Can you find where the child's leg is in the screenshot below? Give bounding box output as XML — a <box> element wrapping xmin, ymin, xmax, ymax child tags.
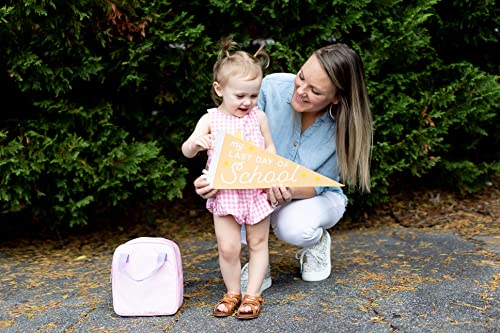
<box><xmin>213</xmin><ymin>215</ymin><xmax>242</xmax><ymax>312</ymax></box>
<box><xmin>244</xmin><ymin>216</ymin><xmax>271</xmax><ymax>297</ymax></box>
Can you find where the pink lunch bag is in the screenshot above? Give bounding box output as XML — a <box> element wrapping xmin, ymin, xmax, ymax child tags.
<box><xmin>111</xmin><ymin>237</ymin><xmax>183</xmax><ymax>316</ymax></box>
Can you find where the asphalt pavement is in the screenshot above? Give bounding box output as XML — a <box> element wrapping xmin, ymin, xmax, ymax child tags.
<box><xmin>0</xmin><ymin>226</ymin><xmax>499</xmax><ymax>333</ymax></box>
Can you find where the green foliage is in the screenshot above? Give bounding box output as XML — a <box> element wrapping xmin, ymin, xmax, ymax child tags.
<box><xmin>428</xmin><ymin>0</ymin><xmax>499</xmax><ymax>73</ymax></box>
<box><xmin>1</xmin><ymin>1</ymin><xmax>188</xmax><ymax>226</ymax></box>
<box><xmin>0</xmin><ymin>101</ymin><xmax>186</xmax><ymax>226</ymax></box>
<box><xmin>1</xmin><ymin>0</ymin><xmax>498</xmax><ymax>226</ymax></box>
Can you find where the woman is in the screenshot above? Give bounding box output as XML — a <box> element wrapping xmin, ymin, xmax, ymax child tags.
<box><xmin>195</xmin><ymin>43</ymin><xmax>373</xmax><ymax>289</ymax></box>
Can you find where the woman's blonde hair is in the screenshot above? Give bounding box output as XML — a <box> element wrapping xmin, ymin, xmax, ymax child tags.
<box><xmin>211</xmin><ymin>38</ymin><xmax>269</xmax><ymax>106</ymax></box>
<box><xmin>314</xmin><ymin>44</ymin><xmax>373</xmax><ymax>193</ymax></box>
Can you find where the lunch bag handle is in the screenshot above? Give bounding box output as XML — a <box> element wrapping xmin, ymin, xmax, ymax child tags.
<box><xmin>118</xmin><ymin>253</ymin><xmax>168</xmax><ymax>282</ymax></box>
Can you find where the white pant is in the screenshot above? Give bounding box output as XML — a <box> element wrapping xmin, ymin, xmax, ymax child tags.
<box><xmin>242</xmin><ymin>191</ymin><xmax>346</xmax><ymax>248</ymax></box>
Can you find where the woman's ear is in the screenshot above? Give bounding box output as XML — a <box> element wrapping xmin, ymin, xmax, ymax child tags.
<box><xmin>332</xmin><ymin>95</ymin><xmax>340</xmax><ymax>105</ymax></box>
<box><xmin>213</xmin><ymin>81</ymin><xmax>223</xmax><ymax>97</ymax></box>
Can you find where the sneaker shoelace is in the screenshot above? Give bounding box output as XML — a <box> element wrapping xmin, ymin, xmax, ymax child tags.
<box><xmin>295</xmin><ymin>248</ymin><xmax>327</xmax><ymax>273</ymax></box>
<box><xmin>241</xmin><ymin>264</ymin><xmax>271</xmax><ymax>289</ymax></box>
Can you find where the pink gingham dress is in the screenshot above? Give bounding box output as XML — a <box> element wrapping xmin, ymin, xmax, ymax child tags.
<box><xmin>206</xmin><ymin>107</ymin><xmax>274</xmax><ymax>225</ymax></box>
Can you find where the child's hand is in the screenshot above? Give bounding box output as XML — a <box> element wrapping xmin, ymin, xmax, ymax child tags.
<box><xmin>192</xmin><ymin>134</ymin><xmax>213</xmax><ymax>153</ymax></box>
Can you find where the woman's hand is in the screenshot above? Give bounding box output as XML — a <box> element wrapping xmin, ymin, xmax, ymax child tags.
<box><xmin>194</xmin><ymin>171</ymin><xmax>218</xmax><ymax>199</ymax></box>
<box><xmin>268</xmin><ymin>185</ymin><xmax>293</xmax><ymax>207</ymax></box>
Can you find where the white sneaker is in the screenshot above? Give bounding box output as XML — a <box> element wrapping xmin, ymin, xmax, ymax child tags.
<box><xmin>296</xmin><ymin>230</ymin><xmax>332</xmax><ymax>282</ymax></box>
<box><xmin>240</xmin><ymin>263</ymin><xmax>272</xmax><ymax>296</ymax></box>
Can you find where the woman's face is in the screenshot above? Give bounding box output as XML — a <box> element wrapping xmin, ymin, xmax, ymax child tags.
<box><xmin>291</xmin><ymin>54</ymin><xmax>338</xmax><ymax>114</ymax></box>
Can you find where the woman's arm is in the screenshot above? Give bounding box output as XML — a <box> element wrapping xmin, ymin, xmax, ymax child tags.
<box><xmin>268</xmin><ymin>185</ymin><xmax>316</xmax><ymax>206</ymax></box>
<box><xmin>257</xmin><ymin>109</ymin><xmax>276</xmax><ymax>154</ymax></box>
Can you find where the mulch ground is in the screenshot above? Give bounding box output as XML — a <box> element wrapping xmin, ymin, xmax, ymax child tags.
<box><xmin>353</xmin><ymin>177</ymin><xmax>500</xmax><ymax>239</ymax></box>
<box><xmin>1</xmin><ymin>175</ymin><xmax>498</xmax><ymax>248</ymax></box>
<box><xmin>0</xmin><ymin>177</ymin><xmax>498</xmax><ymax>331</ymax></box>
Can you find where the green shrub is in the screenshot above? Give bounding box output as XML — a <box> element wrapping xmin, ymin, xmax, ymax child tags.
<box><xmin>0</xmin><ymin>100</ymin><xmax>186</xmax><ymax>226</ymax></box>
<box><xmin>1</xmin><ymin>0</ymin><xmax>498</xmax><ymax>226</ymax></box>
<box><xmin>0</xmin><ymin>1</ymin><xmax>189</xmax><ymax>226</ymax></box>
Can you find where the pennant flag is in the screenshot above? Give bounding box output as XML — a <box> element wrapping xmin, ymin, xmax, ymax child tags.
<box><xmin>206</xmin><ymin>132</ymin><xmax>343</xmax><ymax>189</ymax></box>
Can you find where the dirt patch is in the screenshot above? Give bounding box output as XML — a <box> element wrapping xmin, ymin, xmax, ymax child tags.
<box><xmin>0</xmin><ymin>177</ymin><xmax>497</xmax><ymax>331</ymax></box>
<box><xmin>1</xmin><ymin>176</ymin><xmax>498</xmax><ymax>249</ymax></box>
<box><xmin>352</xmin><ymin>176</ymin><xmax>499</xmax><ymax>239</ymax></box>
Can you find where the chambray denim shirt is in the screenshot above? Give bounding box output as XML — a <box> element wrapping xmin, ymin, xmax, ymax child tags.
<box><xmin>257</xmin><ymin>73</ymin><xmax>346</xmax><ymax>202</ymax></box>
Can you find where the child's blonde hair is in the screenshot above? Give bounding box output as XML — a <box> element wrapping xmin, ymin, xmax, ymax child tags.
<box><xmin>211</xmin><ymin>38</ymin><xmax>269</xmax><ymax>106</ymax></box>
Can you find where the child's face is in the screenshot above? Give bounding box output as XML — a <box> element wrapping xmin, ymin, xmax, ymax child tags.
<box><xmin>214</xmin><ymin>74</ymin><xmax>262</xmax><ymax>118</ymax></box>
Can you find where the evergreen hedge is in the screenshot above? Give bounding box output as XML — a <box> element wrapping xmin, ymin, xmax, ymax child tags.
<box><xmin>1</xmin><ymin>0</ymin><xmax>498</xmax><ymax>226</ymax></box>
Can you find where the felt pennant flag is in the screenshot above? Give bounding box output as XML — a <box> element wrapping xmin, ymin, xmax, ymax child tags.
<box><xmin>206</xmin><ymin>132</ymin><xmax>343</xmax><ymax>189</ymax></box>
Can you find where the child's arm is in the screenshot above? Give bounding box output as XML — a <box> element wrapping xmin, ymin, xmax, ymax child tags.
<box><xmin>257</xmin><ymin>110</ymin><xmax>276</xmax><ymax>155</ymax></box>
<box><xmin>181</xmin><ymin>114</ymin><xmax>212</xmax><ymax>158</ymax></box>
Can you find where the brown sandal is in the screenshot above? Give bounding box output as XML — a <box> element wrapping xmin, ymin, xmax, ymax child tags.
<box><xmin>213</xmin><ymin>293</ymin><xmax>242</xmax><ymax>317</ymax></box>
<box><xmin>235</xmin><ymin>294</ymin><xmax>264</xmax><ymax>319</ymax></box>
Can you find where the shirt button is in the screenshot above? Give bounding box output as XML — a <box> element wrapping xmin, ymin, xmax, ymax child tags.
<box><xmin>293</xmin><ymin>142</ymin><xmax>298</xmax><ymax>147</ymax></box>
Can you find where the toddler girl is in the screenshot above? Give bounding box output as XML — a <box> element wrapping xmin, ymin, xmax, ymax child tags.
<box><xmin>181</xmin><ymin>39</ymin><xmax>275</xmax><ymax>319</ymax></box>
